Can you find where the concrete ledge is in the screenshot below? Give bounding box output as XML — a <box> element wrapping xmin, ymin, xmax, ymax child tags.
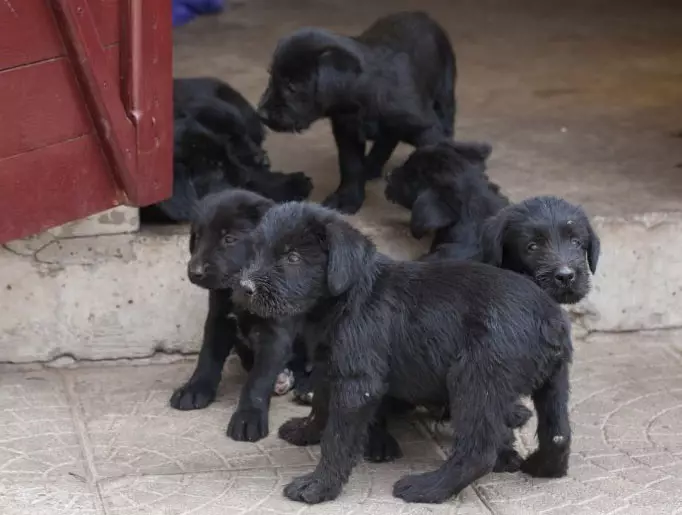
<box><xmin>1</xmin><ymin>212</ymin><xmax>680</xmax><ymax>363</ymax></box>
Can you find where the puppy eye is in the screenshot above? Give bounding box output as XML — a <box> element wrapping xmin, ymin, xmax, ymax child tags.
<box><xmin>287</xmin><ymin>252</ymin><xmax>302</xmax><ymax>264</ymax></box>
<box><xmin>571</xmin><ymin>238</ymin><xmax>581</xmax><ymax>247</ymax></box>
<box><xmin>527</xmin><ymin>242</ymin><xmax>538</xmax><ymax>252</ymax></box>
<box><xmin>222</xmin><ymin>234</ymin><xmax>237</xmax><ymax>245</ymax></box>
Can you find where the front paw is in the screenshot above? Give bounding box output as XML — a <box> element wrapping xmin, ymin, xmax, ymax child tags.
<box><xmin>520</xmin><ymin>448</ymin><xmax>569</xmax><ymax>478</ymax></box>
<box><xmin>284</xmin><ymin>472</ymin><xmax>341</xmax><ymax>504</ymax></box>
<box><xmin>227</xmin><ymin>408</ymin><xmax>269</xmax><ymax>442</ymax></box>
<box><xmin>169</xmin><ymin>380</ymin><xmax>216</xmax><ymax>410</ymax></box>
<box><xmin>392</xmin><ymin>470</ymin><xmax>455</xmax><ymax>504</ymax></box>
<box><xmin>364</xmin><ymin>429</ymin><xmax>403</xmax><ymax>463</ymax></box>
<box><xmin>278</xmin><ymin>416</ymin><xmax>321</xmax><ymax>446</ymax></box>
<box><xmin>322</xmin><ymin>187</ymin><xmax>365</xmax><ymax>214</ymax></box>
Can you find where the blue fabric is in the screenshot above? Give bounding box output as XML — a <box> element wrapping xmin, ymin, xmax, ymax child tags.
<box><xmin>173</xmin><ymin>0</ymin><xmax>225</xmax><ymax>27</ymax></box>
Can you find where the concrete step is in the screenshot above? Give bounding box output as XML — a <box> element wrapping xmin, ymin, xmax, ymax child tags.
<box><xmin>1</xmin><ymin>204</ymin><xmax>680</xmax><ymax>363</ymax></box>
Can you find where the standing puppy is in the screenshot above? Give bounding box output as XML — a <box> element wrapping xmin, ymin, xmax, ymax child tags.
<box><xmin>170</xmin><ymin>189</ymin><xmax>310</xmax><ymax>442</ymax></box>
<box><xmin>258</xmin><ymin>11</ymin><xmax>456</xmax><ymax>214</ymax></box>
<box><xmin>232</xmin><ymin>202</ymin><xmax>573</xmax><ymax>504</ymax></box>
<box><xmin>385</xmin><ymin>140</ymin><xmax>508</xmax><ymax>260</ymax></box>
<box><xmin>480</xmin><ymin>196</ymin><xmax>601</xmax><ymax>305</ymax></box>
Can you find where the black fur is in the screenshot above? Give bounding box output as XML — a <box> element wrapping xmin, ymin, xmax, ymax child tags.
<box><xmin>258</xmin><ymin>12</ymin><xmax>456</xmax><ymax>214</ymax></box>
<box><xmin>481</xmin><ymin>196</ymin><xmax>601</xmax><ymax>305</ymax></box>
<box><xmin>231</xmin><ymin>201</ymin><xmax>573</xmax><ymax>504</ymax></box>
<box><xmin>169</xmin><ymin>189</ymin><xmax>310</xmax><ymax>442</ymax></box>
<box><xmin>141</xmin><ymin>78</ymin><xmax>313</xmax><ymax>224</ymax></box>
<box><xmin>385</xmin><ymin>140</ymin><xmax>508</xmax><ymax>261</ymax></box>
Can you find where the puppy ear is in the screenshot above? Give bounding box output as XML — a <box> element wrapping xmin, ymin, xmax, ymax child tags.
<box><xmin>585</xmin><ymin>218</ymin><xmax>601</xmax><ymax>274</ymax></box>
<box><xmin>480</xmin><ymin>210</ymin><xmax>509</xmax><ymax>266</ymax></box>
<box><xmin>325</xmin><ymin>220</ymin><xmax>375</xmax><ymax>296</ymax></box>
<box><xmin>318</xmin><ymin>46</ymin><xmax>362</xmax><ymax>75</ymax></box>
<box><xmin>410</xmin><ymin>189</ymin><xmax>455</xmax><ymax>240</ymax></box>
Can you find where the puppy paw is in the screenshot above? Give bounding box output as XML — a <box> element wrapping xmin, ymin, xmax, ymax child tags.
<box><xmin>169</xmin><ymin>380</ymin><xmax>216</xmax><ymax>410</ymax></box>
<box><xmin>278</xmin><ymin>416</ymin><xmax>321</xmax><ymax>446</ymax></box>
<box><xmin>493</xmin><ymin>447</ymin><xmax>523</xmax><ymax>473</ymax></box>
<box><xmin>364</xmin><ymin>429</ymin><xmax>403</xmax><ymax>463</ymax></box>
<box><xmin>227</xmin><ymin>408</ymin><xmax>269</xmax><ymax>442</ymax></box>
<box><xmin>392</xmin><ymin>470</ymin><xmax>454</xmax><ymax>504</ymax></box>
<box><xmin>520</xmin><ymin>449</ymin><xmax>569</xmax><ymax>478</ymax></box>
<box><xmin>273</xmin><ymin>368</ymin><xmax>295</xmax><ymax>396</ymax></box>
<box><xmin>284</xmin><ymin>472</ymin><xmax>341</xmax><ymax>504</ymax></box>
<box><xmin>322</xmin><ymin>188</ymin><xmax>365</xmax><ymax>214</ymax></box>
<box><xmin>292</xmin><ymin>388</ymin><xmax>314</xmax><ymax>405</ymax></box>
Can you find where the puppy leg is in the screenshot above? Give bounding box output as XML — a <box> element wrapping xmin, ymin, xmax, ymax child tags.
<box><xmin>364</xmin><ymin>137</ymin><xmax>399</xmax><ymax>180</ymax></box>
<box><xmin>284</xmin><ymin>376</ymin><xmax>384</xmax><ymax>504</ymax></box>
<box><xmin>393</xmin><ymin>364</ymin><xmax>503</xmax><ymax>504</ymax></box>
<box><xmin>322</xmin><ymin>119</ymin><xmax>367</xmax><ymax>214</ymax></box>
<box><xmin>227</xmin><ymin>325</ymin><xmax>294</xmax><ymax>442</ymax></box>
<box><xmin>493</xmin><ymin>400</ymin><xmax>532</xmax><ymax>473</ymax></box>
<box><xmin>521</xmin><ymin>361</ymin><xmax>571</xmax><ymax>478</ymax></box>
<box><xmin>279</xmin><ymin>362</ymin><xmax>330</xmax><ymax>446</ymax></box>
<box><xmin>364</xmin><ymin>399</ymin><xmax>403</xmax><ymax>463</ymax></box>
<box><xmin>170</xmin><ymin>291</ymin><xmax>236</xmax><ymax>410</ymax></box>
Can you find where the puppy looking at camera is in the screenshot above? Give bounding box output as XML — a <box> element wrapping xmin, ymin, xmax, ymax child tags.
<box><xmin>481</xmin><ymin>195</ymin><xmax>600</xmax><ymax>305</ymax></box>
<box><xmin>231</xmin><ymin>201</ymin><xmax>573</xmax><ymax>504</ymax></box>
<box><xmin>169</xmin><ymin>189</ymin><xmax>310</xmax><ymax>442</ymax></box>
<box><xmin>385</xmin><ymin>140</ymin><xmax>508</xmax><ymax>261</ymax></box>
<box><xmin>258</xmin><ymin>11</ymin><xmax>456</xmax><ymax>214</ymax></box>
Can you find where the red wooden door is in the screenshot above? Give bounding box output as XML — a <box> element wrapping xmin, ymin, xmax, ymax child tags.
<box><xmin>0</xmin><ymin>0</ymin><xmax>172</xmax><ymax>244</ymax></box>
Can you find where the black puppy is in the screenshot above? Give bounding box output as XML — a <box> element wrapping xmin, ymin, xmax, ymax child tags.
<box><xmin>169</xmin><ymin>189</ymin><xmax>310</xmax><ymax>442</ymax></box>
<box><xmin>258</xmin><ymin>11</ymin><xmax>456</xmax><ymax>214</ymax></box>
<box><xmin>481</xmin><ymin>196</ymin><xmax>600</xmax><ymax>305</ymax></box>
<box><xmin>385</xmin><ymin>140</ymin><xmax>509</xmax><ymax>261</ymax></box>
<box><xmin>231</xmin><ymin>202</ymin><xmax>573</xmax><ymax>504</ymax></box>
<box><xmin>141</xmin><ymin>78</ymin><xmax>313</xmax><ymax>223</ymax></box>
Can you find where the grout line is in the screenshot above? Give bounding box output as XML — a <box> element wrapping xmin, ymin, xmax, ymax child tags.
<box><xmin>59</xmin><ymin>369</ymin><xmax>109</xmax><ymax>515</ymax></box>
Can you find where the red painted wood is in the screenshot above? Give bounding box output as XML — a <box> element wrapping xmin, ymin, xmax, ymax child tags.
<box><xmin>90</xmin><ymin>0</ymin><xmax>121</xmax><ymax>47</ymax></box>
<box><xmin>52</xmin><ymin>0</ymin><xmax>138</xmax><ymax>202</ymax></box>
<box><xmin>0</xmin><ymin>59</ymin><xmax>91</xmax><ymax>160</ymax></box>
<box><xmin>121</xmin><ymin>0</ymin><xmax>173</xmax><ymax>206</ymax></box>
<box><xmin>0</xmin><ymin>136</ymin><xmax>122</xmax><ymax>243</ymax></box>
<box><xmin>0</xmin><ymin>0</ymin><xmax>64</xmax><ymax>71</ymax></box>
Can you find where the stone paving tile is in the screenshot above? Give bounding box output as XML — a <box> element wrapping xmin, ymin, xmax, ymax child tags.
<box><xmin>0</xmin><ymin>477</ymin><xmax>101</xmax><ymax>515</ymax></box>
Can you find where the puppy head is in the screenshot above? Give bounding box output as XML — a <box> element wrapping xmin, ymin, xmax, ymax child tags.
<box><xmin>232</xmin><ymin>202</ymin><xmax>376</xmax><ymax>318</ymax></box>
<box><xmin>258</xmin><ymin>28</ymin><xmax>362</xmax><ymax>133</ymax></box>
<box><xmin>384</xmin><ymin>141</ymin><xmax>496</xmax><ymax>239</ymax></box>
<box><xmin>480</xmin><ymin>196</ymin><xmax>601</xmax><ymax>304</ymax></box>
<box><xmin>187</xmin><ymin>189</ymin><xmax>274</xmax><ymax>290</ymax></box>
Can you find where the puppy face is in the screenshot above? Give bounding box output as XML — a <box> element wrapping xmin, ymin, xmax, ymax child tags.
<box><xmin>258</xmin><ymin>30</ymin><xmax>362</xmax><ymax>133</ymax></box>
<box><xmin>481</xmin><ymin>196</ymin><xmax>601</xmax><ymax>304</ymax></box>
<box><xmin>231</xmin><ymin>202</ymin><xmax>375</xmax><ymax>318</ymax></box>
<box><xmin>187</xmin><ymin>189</ymin><xmax>274</xmax><ymax>290</ymax></box>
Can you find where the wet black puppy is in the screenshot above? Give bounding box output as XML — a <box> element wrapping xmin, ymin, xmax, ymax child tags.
<box><xmin>232</xmin><ymin>201</ymin><xmax>573</xmax><ymax>504</ymax></box>
<box><xmin>385</xmin><ymin>140</ymin><xmax>509</xmax><ymax>261</ymax></box>
<box><xmin>258</xmin><ymin>11</ymin><xmax>456</xmax><ymax>214</ymax></box>
<box><xmin>141</xmin><ymin>78</ymin><xmax>313</xmax><ymax>223</ymax></box>
<box><xmin>169</xmin><ymin>189</ymin><xmax>310</xmax><ymax>442</ymax></box>
<box><xmin>480</xmin><ymin>196</ymin><xmax>600</xmax><ymax>305</ymax></box>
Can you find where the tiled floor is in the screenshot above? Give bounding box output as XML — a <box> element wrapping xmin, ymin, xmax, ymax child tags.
<box><xmin>2</xmin><ymin>331</ymin><xmax>682</xmax><ymax>514</ymax></box>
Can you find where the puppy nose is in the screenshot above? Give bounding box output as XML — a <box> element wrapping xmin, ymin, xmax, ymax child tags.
<box><xmin>239</xmin><ymin>278</ymin><xmax>256</xmax><ymax>296</ymax></box>
<box><xmin>188</xmin><ymin>262</ymin><xmax>207</xmax><ymax>279</ymax></box>
<box><xmin>554</xmin><ymin>267</ymin><xmax>576</xmax><ymax>286</ymax></box>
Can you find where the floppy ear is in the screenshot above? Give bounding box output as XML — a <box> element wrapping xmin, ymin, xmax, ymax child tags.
<box><xmin>480</xmin><ymin>210</ymin><xmax>509</xmax><ymax>266</ymax></box>
<box><xmin>410</xmin><ymin>189</ymin><xmax>455</xmax><ymax>240</ymax></box>
<box><xmin>246</xmin><ymin>198</ymin><xmax>275</xmax><ymax>222</ymax></box>
<box><xmin>325</xmin><ymin>220</ymin><xmax>375</xmax><ymax>296</ymax></box>
<box><xmin>585</xmin><ymin>219</ymin><xmax>601</xmax><ymax>274</ymax></box>
<box><xmin>318</xmin><ymin>46</ymin><xmax>362</xmax><ymax>75</ymax></box>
